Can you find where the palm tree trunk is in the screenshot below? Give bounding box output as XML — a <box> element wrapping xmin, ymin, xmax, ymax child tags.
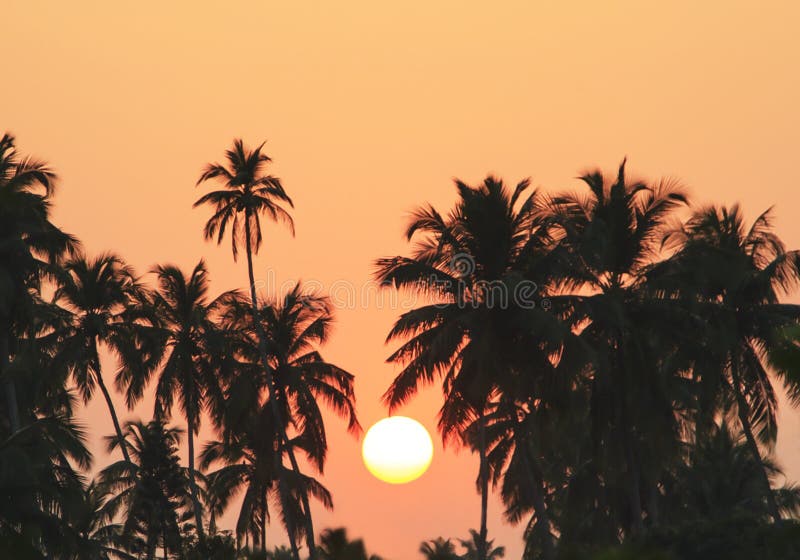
<box><xmin>187</xmin><ymin>411</ymin><xmax>205</xmax><ymax>541</ymax></box>
<box><xmin>614</xmin><ymin>338</ymin><xmax>644</xmax><ymax>535</ymax></box>
<box><xmin>283</xmin><ymin>420</ymin><xmax>319</xmax><ymax>559</ymax></box>
<box><xmin>0</xmin><ymin>327</ymin><xmax>20</xmax><ymax>433</ymax></box>
<box><xmin>280</xmin><ymin>476</ymin><xmax>303</xmax><ymax>560</ymax></box>
<box><xmin>730</xmin><ymin>357</ymin><xmax>782</xmax><ymax>523</ymax></box>
<box><xmin>243</xmin><ymin>216</ymin><xmax>303</xmax><ymax>560</ymax></box>
<box><xmin>621</xmin><ymin>422</ymin><xmax>644</xmax><ymax>534</ymax></box>
<box><xmin>94</xmin><ymin>364</ymin><xmax>132</xmax><ymax>465</ymax></box>
<box><xmin>261</xmin><ymin>493</ymin><xmax>267</xmax><ymax>552</ymax></box>
<box><xmin>477</xmin><ymin>408</ymin><xmax>489</xmax><ymax>560</ymax></box>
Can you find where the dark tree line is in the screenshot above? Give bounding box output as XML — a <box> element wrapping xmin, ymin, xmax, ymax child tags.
<box><xmin>3</xmin><ymin>131</ymin><xmax>800</xmax><ymax>560</ymax></box>
<box><xmin>377</xmin><ymin>167</ymin><xmax>800</xmax><ymax>559</ymax></box>
<box><xmin>0</xmin><ymin>134</ymin><xmax>358</xmax><ymax>559</ymax></box>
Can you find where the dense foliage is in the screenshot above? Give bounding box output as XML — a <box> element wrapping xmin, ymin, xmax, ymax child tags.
<box><xmin>377</xmin><ymin>167</ymin><xmax>800</xmax><ymax>559</ymax></box>
<box><xmin>2</xmin><ymin>132</ymin><xmax>800</xmax><ymax>559</ymax></box>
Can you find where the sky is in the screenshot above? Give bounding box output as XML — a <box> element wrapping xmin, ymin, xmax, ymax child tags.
<box><xmin>3</xmin><ymin>1</ymin><xmax>800</xmax><ymax>558</ymax></box>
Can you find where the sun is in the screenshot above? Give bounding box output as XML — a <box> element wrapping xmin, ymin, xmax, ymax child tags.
<box><xmin>362</xmin><ymin>416</ymin><xmax>434</xmax><ymax>484</ymax></box>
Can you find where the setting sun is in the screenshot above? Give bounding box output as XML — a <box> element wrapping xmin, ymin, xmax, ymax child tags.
<box><xmin>362</xmin><ymin>416</ymin><xmax>434</xmax><ymax>484</ymax></box>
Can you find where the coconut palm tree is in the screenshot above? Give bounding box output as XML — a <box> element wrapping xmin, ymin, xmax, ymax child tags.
<box><xmin>0</xmin><ymin>414</ymin><xmax>92</xmax><ymax>558</ymax></box>
<box><xmin>375</xmin><ymin>176</ymin><xmax>565</xmax><ymax>560</ymax></box>
<box><xmin>0</xmin><ymin>132</ymin><xmax>78</xmax><ymax>433</ymax></box>
<box><xmin>120</xmin><ymin>260</ymin><xmax>237</xmax><ymax>541</ymax></box>
<box><xmin>478</xmin><ymin>398</ymin><xmax>565</xmax><ymax>559</ymax></box>
<box><xmin>63</xmin><ymin>481</ymin><xmax>137</xmax><ymax>560</ymax></box>
<box><xmin>99</xmin><ymin>420</ymin><xmax>192</xmax><ymax>560</ymax></box>
<box><xmin>665</xmin><ymin>422</ymin><xmax>800</xmax><ymax>522</ymax></box>
<box><xmin>221</xmin><ymin>283</ymin><xmax>360</xmax><ymax>540</ymax></box>
<box><xmin>420</xmin><ymin>537</ymin><xmax>460</xmax><ymax>560</ymax></box>
<box><xmin>459</xmin><ymin>529</ymin><xmax>505</xmax><ymax>560</ymax></box>
<box><xmin>200</xmin><ymin>404</ymin><xmax>332</xmax><ymax>556</ymax></box>
<box><xmin>543</xmin><ymin>160</ymin><xmax>689</xmax><ymax>535</ymax></box>
<box><xmin>51</xmin><ymin>253</ymin><xmax>148</xmax><ymax>465</ymax></box>
<box><xmin>193</xmin><ymin>139</ymin><xmax>307</xmax><ymax>557</ymax></box>
<box><xmin>318</xmin><ymin>527</ymin><xmax>382</xmax><ymax>560</ymax></box>
<box><xmin>657</xmin><ymin>205</ymin><xmax>800</xmax><ymax>522</ymax></box>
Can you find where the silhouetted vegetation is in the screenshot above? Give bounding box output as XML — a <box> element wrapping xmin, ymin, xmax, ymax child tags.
<box><xmin>377</xmin><ymin>166</ymin><xmax>800</xmax><ymax>559</ymax></box>
<box><xmin>2</xmin><ymin>132</ymin><xmax>800</xmax><ymax>559</ymax></box>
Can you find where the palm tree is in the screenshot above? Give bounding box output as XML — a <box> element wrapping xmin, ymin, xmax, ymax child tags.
<box><xmin>318</xmin><ymin>527</ymin><xmax>382</xmax><ymax>560</ymax></box>
<box><xmin>420</xmin><ymin>537</ymin><xmax>460</xmax><ymax>560</ymax></box>
<box><xmin>0</xmin><ymin>132</ymin><xmax>78</xmax><ymax>433</ymax></box>
<box><xmin>657</xmin><ymin>205</ymin><xmax>800</xmax><ymax>522</ymax></box>
<box><xmin>200</xmin><ymin>404</ymin><xmax>332</xmax><ymax>556</ymax></box>
<box><xmin>0</xmin><ymin>414</ymin><xmax>92</xmax><ymax>558</ymax></box>
<box><xmin>64</xmin><ymin>482</ymin><xmax>137</xmax><ymax>560</ymax></box>
<box><xmin>193</xmin><ymin>139</ymin><xmax>306</xmax><ymax>557</ymax></box>
<box><xmin>100</xmin><ymin>420</ymin><xmax>192</xmax><ymax>560</ymax></box>
<box><xmin>375</xmin><ymin>176</ymin><xmax>562</xmax><ymax>560</ymax></box>
<box><xmin>121</xmin><ymin>260</ymin><xmax>236</xmax><ymax>540</ymax></box>
<box><xmin>52</xmin><ymin>253</ymin><xmax>147</xmax><ymax>465</ymax></box>
<box><xmin>665</xmin><ymin>422</ymin><xmax>800</xmax><ymax>522</ymax></box>
<box><xmin>543</xmin><ymin>160</ymin><xmax>688</xmax><ymax>535</ymax></box>
<box><xmin>222</xmin><ymin>283</ymin><xmax>360</xmax><ymax>541</ymax></box>
<box><xmin>478</xmin><ymin>397</ymin><xmax>569</xmax><ymax>559</ymax></box>
<box><xmin>459</xmin><ymin>529</ymin><xmax>505</xmax><ymax>560</ymax></box>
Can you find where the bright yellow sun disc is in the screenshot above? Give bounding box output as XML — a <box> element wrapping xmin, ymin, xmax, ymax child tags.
<box><xmin>362</xmin><ymin>416</ymin><xmax>434</xmax><ymax>484</ymax></box>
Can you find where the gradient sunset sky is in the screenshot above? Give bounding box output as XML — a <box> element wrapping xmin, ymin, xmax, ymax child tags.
<box><xmin>3</xmin><ymin>2</ymin><xmax>800</xmax><ymax>558</ymax></box>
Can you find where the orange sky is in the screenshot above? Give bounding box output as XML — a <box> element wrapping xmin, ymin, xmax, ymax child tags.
<box><xmin>3</xmin><ymin>2</ymin><xmax>800</xmax><ymax>558</ymax></box>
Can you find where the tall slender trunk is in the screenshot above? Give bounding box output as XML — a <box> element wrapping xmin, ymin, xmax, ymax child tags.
<box><xmin>282</xmin><ymin>407</ymin><xmax>318</xmax><ymax>559</ymax></box>
<box><xmin>621</xmin><ymin>422</ymin><xmax>644</xmax><ymax>535</ymax></box>
<box><xmin>614</xmin><ymin>336</ymin><xmax>644</xmax><ymax>535</ymax></box>
<box><xmin>94</xmin><ymin>361</ymin><xmax>131</xmax><ymax>464</ymax></box>
<box><xmin>243</xmin><ymin>217</ymin><xmax>303</xmax><ymax>559</ymax></box>
<box><xmin>261</xmin><ymin>493</ymin><xmax>267</xmax><ymax>552</ymax></box>
<box><xmin>281</xmin><ymin>472</ymin><xmax>303</xmax><ymax>560</ymax></box>
<box><xmin>523</xmin><ymin>437</ymin><xmax>555</xmax><ymax>560</ymax></box>
<box><xmin>1</xmin><ymin>325</ymin><xmax>20</xmax><ymax>433</ymax></box>
<box><xmin>477</xmin><ymin>408</ymin><xmax>489</xmax><ymax>560</ymax></box>
<box><xmin>187</xmin><ymin>411</ymin><xmax>205</xmax><ymax>541</ymax></box>
<box><xmin>731</xmin><ymin>357</ymin><xmax>782</xmax><ymax>523</ymax></box>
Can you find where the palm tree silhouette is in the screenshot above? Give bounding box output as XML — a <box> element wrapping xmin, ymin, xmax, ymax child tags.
<box><xmin>376</xmin><ymin>176</ymin><xmax>546</xmax><ymax>560</ymax></box>
<box><xmin>52</xmin><ymin>253</ymin><xmax>146</xmax><ymax>465</ymax></box>
<box><xmin>0</xmin><ymin>132</ymin><xmax>77</xmax><ymax>433</ymax></box>
<box><xmin>193</xmin><ymin>139</ymin><xmax>309</xmax><ymax>558</ymax></box>
<box><xmin>666</xmin><ymin>422</ymin><xmax>800</xmax><ymax>521</ymax></box>
<box><xmin>420</xmin><ymin>537</ymin><xmax>460</xmax><ymax>560</ymax></box>
<box><xmin>124</xmin><ymin>260</ymin><xmax>238</xmax><ymax>541</ymax></box>
<box><xmin>65</xmin><ymin>481</ymin><xmax>135</xmax><ymax>560</ymax></box>
<box><xmin>543</xmin><ymin>160</ymin><xmax>688</xmax><ymax>534</ymax></box>
<box><xmin>0</xmin><ymin>415</ymin><xmax>91</xmax><ymax>557</ymax></box>
<box><xmin>208</xmin><ymin>283</ymin><xmax>357</xmax><ymax>554</ymax></box>
<box><xmin>100</xmin><ymin>419</ymin><xmax>192</xmax><ymax>560</ymax></box>
<box><xmin>658</xmin><ymin>204</ymin><xmax>800</xmax><ymax>522</ymax></box>
<box><xmin>318</xmin><ymin>527</ymin><xmax>382</xmax><ymax>560</ymax></box>
<box><xmin>459</xmin><ymin>529</ymin><xmax>505</xmax><ymax>560</ymax></box>
<box><xmin>228</xmin><ymin>284</ymin><xmax>361</xmax><ymax>477</ymax></box>
<box><xmin>201</xmin><ymin>403</ymin><xmax>332</xmax><ymax>555</ymax></box>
